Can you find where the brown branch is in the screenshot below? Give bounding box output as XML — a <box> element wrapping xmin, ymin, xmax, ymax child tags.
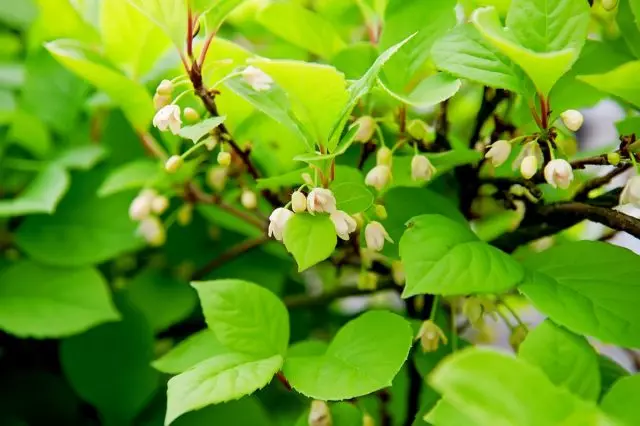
<box><xmin>137</xmin><ymin>131</ymin><xmax>167</xmax><ymax>160</ymax></box>
<box><xmin>284</xmin><ymin>280</ymin><xmax>398</xmax><ymax>309</ymax></box>
<box><xmin>577</xmin><ymin>164</ymin><xmax>631</xmax><ymax>198</ymax></box>
<box><xmin>192</xmin><ymin>235</ymin><xmax>269</xmax><ymax>279</ymax></box>
<box><xmin>570</xmin><ymin>154</ymin><xmax>610</xmax><ymax>169</ymax></box>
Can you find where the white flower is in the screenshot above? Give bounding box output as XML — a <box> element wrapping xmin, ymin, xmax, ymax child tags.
<box><xmin>129</xmin><ymin>189</ymin><xmax>157</xmax><ymax>221</ymax></box>
<box><xmin>153</xmin><ymin>93</ymin><xmax>171</xmax><ymax>110</ymax></box>
<box><xmin>330</xmin><ymin>210</ymin><xmax>357</xmax><ymax>240</ymax></box>
<box><xmin>620</xmin><ymin>175</ymin><xmax>640</xmax><ymax>207</ymax></box>
<box><xmin>560</xmin><ymin>109</ymin><xmax>584</xmax><ymax>132</ymax></box>
<box><xmin>308</xmin><ymin>400</ymin><xmax>331</xmax><ymax>426</ymax></box>
<box><xmin>268</xmin><ymin>207</ymin><xmax>293</xmax><ymax>241</ymax></box>
<box><xmin>411</xmin><ymin>155</ymin><xmax>436</xmax><ymax>181</ymax></box>
<box><xmin>217</xmin><ymin>151</ymin><xmax>231</xmax><ymax>166</ymax></box>
<box><xmin>137</xmin><ymin>216</ymin><xmax>166</xmax><ymax>246</ymax></box>
<box><xmin>165</xmin><ymin>155</ymin><xmax>183</xmax><ymax>173</ymax></box>
<box><xmin>544</xmin><ymin>159</ymin><xmax>574</xmax><ymax>189</ymax></box>
<box><xmin>151</xmin><ymin>195</ymin><xmax>169</xmax><ymax>214</ymax></box>
<box><xmin>365</xmin><ymin>221</ymin><xmax>393</xmax><ymax>251</ymax></box>
<box><xmin>376</xmin><ymin>146</ymin><xmax>392</xmax><ymax>166</ymax></box>
<box><xmin>291</xmin><ymin>191</ymin><xmax>307</xmax><ymax>213</ymax></box>
<box><xmin>153</xmin><ymin>105</ymin><xmax>182</xmax><ymax>134</ymax></box>
<box><xmin>241</xmin><ymin>190</ymin><xmax>257</xmax><ymax>210</ymax></box>
<box><xmin>307</xmin><ymin>188</ymin><xmax>337</xmax><ymax>214</ymax></box>
<box><xmin>156</xmin><ymin>79</ymin><xmax>173</xmax><ymax>96</ymax></box>
<box><xmin>365</xmin><ymin>165</ymin><xmax>392</xmax><ymax>191</ymax></box>
<box><xmin>354</xmin><ymin>116</ymin><xmax>376</xmax><ymax>142</ymax></box>
<box><xmin>520</xmin><ymin>156</ymin><xmax>538</xmax><ymax>179</ymax></box>
<box><xmin>485</xmin><ymin>140</ymin><xmax>511</xmax><ymax>167</ymax></box>
<box><xmin>242</xmin><ymin>66</ymin><xmax>273</xmax><ymax>91</ymax></box>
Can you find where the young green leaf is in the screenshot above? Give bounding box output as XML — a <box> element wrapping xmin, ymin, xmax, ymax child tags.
<box><xmin>520</xmin><ymin>241</ymin><xmax>640</xmax><ymax>348</ymax></box>
<box><xmin>330</xmin><ymin>181</ymin><xmax>374</xmax><ymax>214</ymax></box>
<box><xmin>98</xmin><ymin>159</ymin><xmax>159</xmax><ymax>197</ymax></box>
<box><xmin>153</xmin><ymin>330</ymin><xmax>231</xmax><ymax>374</ymax></box>
<box><xmin>53</xmin><ymin>145</ymin><xmax>107</xmax><ymax>170</ymax></box>
<box><xmin>379</xmin><ymin>73</ymin><xmax>462</xmax><ymax>109</ymax></box>
<box><xmin>425</xmin><ymin>398</ymin><xmax>481</xmax><ymax>426</ymax></box>
<box><xmin>197</xmin><ymin>0</ymin><xmax>246</xmax><ymax>34</ymax></box>
<box><xmin>601</xmin><ymin>374</ymin><xmax>640</xmax><ymax>425</ymax></box>
<box><xmin>400</xmin><ymin>214</ymin><xmax>524</xmax><ymax>297</ymax></box>
<box><xmin>126</xmin><ymin>0</ymin><xmax>187</xmax><ymax>49</ymax></box>
<box><xmin>578</xmin><ymin>61</ymin><xmax>640</xmax><ymax>109</ymax></box>
<box><xmin>283</xmin><ymin>311</ymin><xmax>412</xmax><ymax>400</ymax></box>
<box><xmin>283</xmin><ymin>213</ymin><xmax>337</xmax><ymax>272</ymax></box>
<box><xmin>598</xmin><ymin>354</ymin><xmax>630</xmax><ymax>399</ymax></box>
<box><xmin>519</xmin><ymin>319</ymin><xmax>600</xmax><ymax>401</ymax></box>
<box><xmin>177</xmin><ymin>116</ymin><xmax>226</xmax><ymax>143</ymax></box>
<box><xmin>0</xmin><ymin>261</ymin><xmax>119</xmax><ymax>338</ymax></box>
<box><xmin>0</xmin><ymin>164</ymin><xmax>70</xmax><ymax>217</ymax></box>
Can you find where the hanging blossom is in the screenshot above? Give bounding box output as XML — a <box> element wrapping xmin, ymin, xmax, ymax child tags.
<box><xmin>330</xmin><ymin>210</ymin><xmax>357</xmax><ymax>240</ymax></box>
<box><xmin>411</xmin><ymin>155</ymin><xmax>436</xmax><ymax>182</ymax></box>
<box><xmin>268</xmin><ymin>208</ymin><xmax>294</xmax><ymax>241</ymax></box>
<box><xmin>307</xmin><ymin>188</ymin><xmax>337</xmax><ymax>214</ymax></box>
<box><xmin>365</xmin><ymin>165</ymin><xmax>392</xmax><ymax>191</ymax></box>
<box><xmin>365</xmin><ymin>221</ymin><xmax>393</xmax><ymax>251</ymax></box>
<box><xmin>152</xmin><ymin>105</ymin><xmax>182</xmax><ymax>135</ymax></box>
<box><xmin>513</xmin><ymin>141</ymin><xmax>542</xmax><ymax>179</ymax></box>
<box><xmin>544</xmin><ymin>159</ymin><xmax>574</xmax><ymax>189</ymax></box>
<box><xmin>485</xmin><ymin>139</ymin><xmax>511</xmax><ymax>167</ymax></box>
<box><xmin>620</xmin><ymin>175</ymin><xmax>640</xmax><ymax>207</ymax></box>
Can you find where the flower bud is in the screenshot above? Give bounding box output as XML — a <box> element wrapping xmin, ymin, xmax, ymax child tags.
<box><xmin>207</xmin><ymin>166</ymin><xmax>227</xmax><ymax>191</ymax></box>
<box><xmin>308</xmin><ymin>400</ymin><xmax>332</xmax><ymax>426</ymax></box>
<box><xmin>268</xmin><ymin>207</ymin><xmax>294</xmax><ymax>241</ymax></box>
<box><xmin>376</xmin><ymin>146</ymin><xmax>392</xmax><ymax>166</ymax></box>
<box><xmin>462</xmin><ymin>297</ymin><xmax>484</xmax><ymax>327</ymax></box>
<box><xmin>156</xmin><ymin>79</ymin><xmax>173</xmax><ymax>96</ymax></box>
<box><xmin>602</xmin><ymin>0</ymin><xmax>618</xmax><ymax>11</ymax></box>
<box><xmin>520</xmin><ymin>155</ymin><xmax>538</xmax><ymax>179</ymax></box>
<box><xmin>620</xmin><ymin>175</ymin><xmax>640</xmax><ymax>207</ymax></box>
<box><xmin>365</xmin><ymin>221</ymin><xmax>393</xmax><ymax>251</ymax></box>
<box><xmin>411</xmin><ymin>155</ymin><xmax>436</xmax><ymax>182</ymax></box>
<box><xmin>560</xmin><ymin>109</ymin><xmax>584</xmax><ymax>132</ymax></box>
<box><xmin>485</xmin><ymin>139</ymin><xmax>511</xmax><ymax>167</ymax></box>
<box><xmin>165</xmin><ymin>155</ymin><xmax>183</xmax><ymax>173</ymax></box>
<box><xmin>217</xmin><ymin>151</ymin><xmax>231</xmax><ymax>166</ymax></box>
<box><xmin>137</xmin><ymin>216</ymin><xmax>166</xmax><ymax>247</ymax></box>
<box><xmin>509</xmin><ymin>324</ymin><xmax>528</xmax><ymax>351</ymax></box>
<box><xmin>242</xmin><ymin>65</ymin><xmax>273</xmax><ymax>91</ymax></box>
<box><xmin>129</xmin><ymin>189</ymin><xmax>157</xmax><ymax>221</ymax></box>
<box><xmin>407</xmin><ymin>119</ymin><xmax>434</xmax><ymax>142</ymax></box>
<box><xmin>415</xmin><ymin>320</ymin><xmax>448</xmax><ymax>353</ymax></box>
<box><xmin>203</xmin><ymin>135</ymin><xmax>218</xmax><ymax>151</ymax></box>
<box><xmin>302</xmin><ymin>172</ymin><xmax>314</xmax><ymax>186</ymax></box>
<box><xmin>365</xmin><ymin>165</ymin><xmax>392</xmax><ymax>191</ymax></box>
<box><xmin>291</xmin><ymin>191</ymin><xmax>307</xmax><ymax>213</ymax></box>
<box><xmin>330</xmin><ymin>210</ymin><xmax>357</xmax><ymax>240</ymax></box>
<box><xmin>362</xmin><ymin>413</ymin><xmax>375</xmax><ymax>426</ymax></box>
<box><xmin>153</xmin><ymin>93</ymin><xmax>171</xmax><ymax>110</ymax></box>
<box><xmin>358</xmin><ymin>271</ymin><xmax>378</xmax><ymax>291</ymax></box>
<box><xmin>307</xmin><ymin>188</ymin><xmax>337</xmax><ymax>214</ymax></box>
<box><xmin>543</xmin><ymin>159</ymin><xmax>574</xmax><ymax>189</ymax></box>
<box><xmin>151</xmin><ymin>195</ymin><xmax>169</xmax><ymax>215</ymax></box>
<box><xmin>354</xmin><ymin>116</ymin><xmax>376</xmax><ymax>142</ymax></box>
<box><xmin>374</xmin><ymin>204</ymin><xmax>387</xmax><ymax>220</ymax></box>
<box><xmin>153</xmin><ymin>105</ymin><xmax>182</xmax><ymax>134</ymax></box>
<box><xmin>183</xmin><ymin>107</ymin><xmax>200</xmax><ymax>123</ymax></box>
<box><xmin>509</xmin><ymin>184</ymin><xmax>526</xmax><ymax>197</ymax></box>
<box><xmin>241</xmin><ymin>190</ymin><xmax>257</xmax><ymax>210</ymax></box>
<box><xmin>352</xmin><ymin>213</ymin><xmax>365</xmax><ymax>230</ymax></box>
<box><xmin>391</xmin><ymin>260</ymin><xmax>405</xmax><ymax>286</ymax></box>
<box><xmin>607</xmin><ymin>152</ymin><xmax>621</xmax><ymax>166</ymax></box>
<box><xmin>177</xmin><ymin>203</ymin><xmax>193</xmax><ymax>226</ymax></box>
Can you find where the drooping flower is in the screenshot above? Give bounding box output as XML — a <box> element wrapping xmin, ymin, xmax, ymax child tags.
<box><xmin>308</xmin><ymin>400</ymin><xmax>332</xmax><ymax>426</ymax></box>
<box><xmin>137</xmin><ymin>216</ymin><xmax>166</xmax><ymax>247</ymax></box>
<box><xmin>217</xmin><ymin>151</ymin><xmax>231</xmax><ymax>166</ymax></box>
<box><xmin>376</xmin><ymin>146</ymin><xmax>392</xmax><ymax>166</ymax></box>
<box><xmin>128</xmin><ymin>189</ymin><xmax>157</xmax><ymax>221</ymax></box>
<box><xmin>268</xmin><ymin>207</ymin><xmax>293</xmax><ymax>241</ymax></box>
<box><xmin>513</xmin><ymin>141</ymin><xmax>543</xmax><ymax>179</ymax></box>
<box><xmin>241</xmin><ymin>190</ymin><xmax>257</xmax><ymax>210</ymax></box>
<box><xmin>560</xmin><ymin>109</ymin><xmax>584</xmax><ymax>132</ymax></box>
<box><xmin>365</xmin><ymin>221</ymin><xmax>393</xmax><ymax>251</ymax></box>
<box><xmin>411</xmin><ymin>155</ymin><xmax>436</xmax><ymax>182</ymax></box>
<box><xmin>485</xmin><ymin>139</ymin><xmax>511</xmax><ymax>167</ymax></box>
<box><xmin>620</xmin><ymin>175</ymin><xmax>640</xmax><ymax>207</ymax></box>
<box><xmin>242</xmin><ymin>66</ymin><xmax>273</xmax><ymax>91</ymax></box>
<box><xmin>156</xmin><ymin>79</ymin><xmax>173</xmax><ymax>96</ymax></box>
<box><xmin>153</xmin><ymin>105</ymin><xmax>182</xmax><ymax>134</ymax></box>
<box><xmin>354</xmin><ymin>116</ymin><xmax>376</xmax><ymax>142</ymax></box>
<box><xmin>150</xmin><ymin>195</ymin><xmax>169</xmax><ymax>215</ymax></box>
<box><xmin>520</xmin><ymin>156</ymin><xmax>538</xmax><ymax>179</ymax></box>
<box><xmin>543</xmin><ymin>159</ymin><xmax>574</xmax><ymax>189</ymax></box>
<box><xmin>330</xmin><ymin>210</ymin><xmax>357</xmax><ymax>240</ymax></box>
<box><xmin>307</xmin><ymin>188</ymin><xmax>337</xmax><ymax>214</ymax></box>
<box><xmin>415</xmin><ymin>320</ymin><xmax>448</xmax><ymax>353</ymax></box>
<box><xmin>365</xmin><ymin>165</ymin><xmax>392</xmax><ymax>191</ymax></box>
<box><xmin>164</xmin><ymin>155</ymin><xmax>183</xmax><ymax>173</ymax></box>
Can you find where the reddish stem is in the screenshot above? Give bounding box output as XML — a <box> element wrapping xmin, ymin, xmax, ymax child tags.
<box><xmin>186</xmin><ymin>7</ymin><xmax>194</xmax><ymax>59</ymax></box>
<box><xmin>276</xmin><ymin>372</ymin><xmax>292</xmax><ymax>391</ymax></box>
<box><xmin>539</xmin><ymin>95</ymin><xmax>549</xmax><ymax>130</ymax></box>
<box><xmin>198</xmin><ymin>32</ymin><xmax>216</xmax><ymax>68</ymax></box>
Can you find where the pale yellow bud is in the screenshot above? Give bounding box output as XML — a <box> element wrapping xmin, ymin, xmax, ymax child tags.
<box><xmin>376</xmin><ymin>146</ymin><xmax>392</xmax><ymax>166</ymax></box>
<box><xmin>241</xmin><ymin>190</ymin><xmax>257</xmax><ymax>210</ymax></box>
<box><xmin>207</xmin><ymin>166</ymin><xmax>227</xmax><ymax>191</ymax></box>
<box><xmin>183</xmin><ymin>107</ymin><xmax>200</xmax><ymax>123</ymax></box>
<box><xmin>153</xmin><ymin>93</ymin><xmax>171</xmax><ymax>110</ymax></box>
<box><xmin>607</xmin><ymin>152</ymin><xmax>621</xmax><ymax>166</ymax></box>
<box><xmin>560</xmin><ymin>109</ymin><xmax>584</xmax><ymax>132</ymax></box>
<box><xmin>520</xmin><ymin>155</ymin><xmax>538</xmax><ymax>179</ymax></box>
<box><xmin>165</xmin><ymin>155</ymin><xmax>183</xmax><ymax>173</ymax></box>
<box><xmin>362</xmin><ymin>413</ymin><xmax>375</xmax><ymax>426</ymax></box>
<box><xmin>217</xmin><ymin>151</ymin><xmax>231</xmax><ymax>166</ymax></box>
<box><xmin>177</xmin><ymin>204</ymin><xmax>193</xmax><ymax>226</ymax></box>
<box><xmin>374</xmin><ymin>204</ymin><xmax>387</xmax><ymax>220</ymax></box>
<box><xmin>406</xmin><ymin>119</ymin><xmax>434</xmax><ymax>142</ymax></box>
<box><xmin>391</xmin><ymin>261</ymin><xmax>405</xmax><ymax>286</ymax></box>
<box><xmin>150</xmin><ymin>195</ymin><xmax>169</xmax><ymax>215</ymax></box>
<box><xmin>416</xmin><ymin>320</ymin><xmax>448</xmax><ymax>353</ymax></box>
<box><xmin>354</xmin><ymin>116</ymin><xmax>376</xmax><ymax>142</ymax></box>
<box><xmin>358</xmin><ymin>271</ymin><xmax>378</xmax><ymax>291</ymax></box>
<box><xmin>156</xmin><ymin>79</ymin><xmax>173</xmax><ymax>96</ymax></box>
<box><xmin>308</xmin><ymin>400</ymin><xmax>332</xmax><ymax>426</ymax></box>
<box><xmin>601</xmin><ymin>0</ymin><xmax>618</xmax><ymax>11</ymax></box>
<box><xmin>291</xmin><ymin>191</ymin><xmax>307</xmax><ymax>213</ymax></box>
<box><xmin>302</xmin><ymin>172</ymin><xmax>314</xmax><ymax>186</ymax></box>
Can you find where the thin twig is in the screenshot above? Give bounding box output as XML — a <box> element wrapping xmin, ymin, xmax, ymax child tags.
<box><xmin>137</xmin><ymin>132</ymin><xmax>168</xmax><ymax>160</ymax></box>
<box><xmin>192</xmin><ymin>235</ymin><xmax>269</xmax><ymax>279</ymax></box>
<box><xmin>577</xmin><ymin>164</ymin><xmax>631</xmax><ymax>197</ymax></box>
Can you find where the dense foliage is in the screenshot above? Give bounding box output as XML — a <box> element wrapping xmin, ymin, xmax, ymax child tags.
<box><xmin>2</xmin><ymin>0</ymin><xmax>640</xmax><ymax>424</ymax></box>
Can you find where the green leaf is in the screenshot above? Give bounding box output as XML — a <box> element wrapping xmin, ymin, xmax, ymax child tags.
<box><xmin>153</xmin><ymin>330</ymin><xmax>231</xmax><ymax>374</ymax></box>
<box><xmin>45</xmin><ymin>39</ymin><xmax>154</xmax><ymax>131</ymax></box>
<box><xmin>617</xmin><ymin>0</ymin><xmax>640</xmax><ymax>59</ymax></box>
<box><xmin>178</xmin><ymin>116</ymin><xmax>226</xmax><ymax>143</ymax></box>
<box><xmin>598</xmin><ymin>355</ymin><xmax>630</xmax><ymax>399</ymax></box>
<box><xmin>601</xmin><ymin>374</ymin><xmax>640</xmax><ymax>425</ymax></box>
<box><xmin>432</xmin><ymin>24</ymin><xmax>527</xmax><ymax>93</ymax></box>
<box><xmin>165</xmin><ymin>353</ymin><xmax>283</xmax><ymax>425</ymax></box>
<box><xmin>430</xmin><ymin>348</ymin><xmax>615</xmax><ymax>426</ymax></box>
<box><xmin>53</xmin><ymin>145</ymin><xmax>107</xmax><ymax>170</ymax></box>
<box><xmin>330</xmin><ymin>181</ymin><xmax>374</xmax><ymax>214</ymax></box>
<box><xmin>471</xmin><ymin>6</ymin><xmax>577</xmax><ymax>96</ymax></box>
<box><xmin>98</xmin><ymin>159</ymin><xmax>159</xmax><ymax>197</ymax></box>
<box><xmin>379</xmin><ymin>73</ymin><xmax>461</xmax><ymax>108</ymax></box>
<box><xmin>519</xmin><ymin>241</ymin><xmax>640</xmax><ymax>348</ymax></box>
<box><xmin>127</xmin><ymin>0</ymin><xmax>187</xmax><ymax>48</ymax></box>
<box><xmin>171</xmin><ymin>397</ymin><xmax>274</xmax><ymax>426</ymax></box>
<box><xmin>100</xmin><ymin>0</ymin><xmax>171</xmax><ymax>78</ymax></box>
<box><xmin>283</xmin><ymin>213</ymin><xmax>337</xmax><ymax>272</ymax></box>
<box><xmin>518</xmin><ymin>319</ymin><xmax>600</xmax><ymax>401</ymax></box>
<box><xmin>400</xmin><ymin>214</ymin><xmax>523</xmax><ymax>297</ymax></box>
<box><xmin>127</xmin><ymin>270</ymin><xmax>197</xmax><ymax>333</ymax></box>
<box><xmin>425</xmin><ymin>399</ymin><xmax>480</xmax><ymax>426</ymax></box>
<box><xmin>578</xmin><ymin>61</ymin><xmax>640</xmax><ymax>109</ymax></box>
<box><xmin>0</xmin><ymin>165</ymin><xmax>70</xmax><ymax>217</ymax></box>
<box><xmin>257</xmin><ymin>2</ymin><xmax>345</xmax><ymax>59</ymax></box>
<box><xmin>198</xmin><ymin>0</ymin><xmax>246</xmax><ymax>34</ymax></box>
<box><xmin>191</xmin><ymin>279</ymin><xmax>289</xmax><ymax>358</ymax></box>
<box><xmin>15</xmin><ymin>171</ymin><xmax>142</xmax><ymax>267</ymax></box>
<box><xmin>256</xmin><ymin>167</ymin><xmax>310</xmax><ymax>190</ymax></box>
<box><xmin>60</xmin><ymin>300</ymin><xmax>159</xmax><ymax>425</ymax></box>
<box><xmin>0</xmin><ymin>261</ymin><xmax>119</xmax><ymax>338</ymax></box>
<box><xmin>283</xmin><ymin>311</ymin><xmax>412</xmax><ymax>400</ymax></box>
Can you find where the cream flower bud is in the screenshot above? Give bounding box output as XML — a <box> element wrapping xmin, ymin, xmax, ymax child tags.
<box><xmin>217</xmin><ymin>151</ymin><xmax>231</xmax><ymax>166</ymax></box>
<box><xmin>307</xmin><ymin>188</ymin><xmax>337</xmax><ymax>214</ymax></box>
<box><xmin>602</xmin><ymin>0</ymin><xmax>618</xmax><ymax>10</ymax></box>
<box><xmin>153</xmin><ymin>105</ymin><xmax>182</xmax><ymax>134</ymax></box>
<box><xmin>365</xmin><ymin>221</ymin><xmax>393</xmax><ymax>251</ymax></box>
<box><xmin>620</xmin><ymin>175</ymin><xmax>640</xmax><ymax>207</ymax></box>
<box><xmin>291</xmin><ymin>191</ymin><xmax>307</xmax><ymax>213</ymax></box>
<box><xmin>485</xmin><ymin>139</ymin><xmax>511</xmax><ymax>167</ymax></box>
<box><xmin>150</xmin><ymin>195</ymin><xmax>169</xmax><ymax>215</ymax></box>
<box><xmin>153</xmin><ymin>93</ymin><xmax>171</xmax><ymax>110</ymax></box>
<box><xmin>560</xmin><ymin>109</ymin><xmax>584</xmax><ymax>132</ymax></box>
<box><xmin>137</xmin><ymin>216</ymin><xmax>166</xmax><ymax>247</ymax></box>
<box><xmin>183</xmin><ymin>107</ymin><xmax>200</xmax><ymax>123</ymax></box>
<box><xmin>128</xmin><ymin>189</ymin><xmax>157</xmax><ymax>221</ymax></box>
<box><xmin>520</xmin><ymin>155</ymin><xmax>538</xmax><ymax>179</ymax></box>
<box><xmin>268</xmin><ymin>207</ymin><xmax>293</xmax><ymax>241</ymax></box>
<box><xmin>416</xmin><ymin>320</ymin><xmax>448</xmax><ymax>353</ymax></box>
<box><xmin>156</xmin><ymin>79</ymin><xmax>173</xmax><ymax>96</ymax></box>
<box><xmin>544</xmin><ymin>159</ymin><xmax>574</xmax><ymax>189</ymax></box>
<box><xmin>365</xmin><ymin>165</ymin><xmax>392</xmax><ymax>191</ymax></box>
<box><xmin>242</xmin><ymin>65</ymin><xmax>273</xmax><ymax>91</ymax></box>
<box><xmin>376</xmin><ymin>146</ymin><xmax>392</xmax><ymax>166</ymax></box>
<box><xmin>308</xmin><ymin>400</ymin><xmax>332</xmax><ymax>426</ymax></box>
<box><xmin>302</xmin><ymin>172</ymin><xmax>314</xmax><ymax>186</ymax></box>
<box><xmin>362</xmin><ymin>414</ymin><xmax>375</xmax><ymax>426</ymax></box>
<box><xmin>207</xmin><ymin>166</ymin><xmax>227</xmax><ymax>191</ymax></box>
<box><xmin>165</xmin><ymin>155</ymin><xmax>183</xmax><ymax>173</ymax></box>
<box><xmin>330</xmin><ymin>210</ymin><xmax>357</xmax><ymax>240</ymax></box>
<box><xmin>407</xmin><ymin>119</ymin><xmax>434</xmax><ymax>142</ymax></box>
<box><xmin>374</xmin><ymin>204</ymin><xmax>387</xmax><ymax>220</ymax></box>
<box><xmin>177</xmin><ymin>203</ymin><xmax>193</xmax><ymax>226</ymax></box>
<box><xmin>241</xmin><ymin>190</ymin><xmax>257</xmax><ymax>210</ymax></box>
<box><xmin>354</xmin><ymin>116</ymin><xmax>376</xmax><ymax>142</ymax></box>
<box><xmin>411</xmin><ymin>155</ymin><xmax>436</xmax><ymax>182</ymax></box>
<box><xmin>204</xmin><ymin>135</ymin><xmax>218</xmax><ymax>151</ymax></box>
<box><xmin>607</xmin><ymin>152</ymin><xmax>621</xmax><ymax>166</ymax></box>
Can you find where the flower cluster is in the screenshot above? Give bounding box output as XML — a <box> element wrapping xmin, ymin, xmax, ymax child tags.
<box><xmin>129</xmin><ymin>189</ymin><xmax>169</xmax><ymax>246</ymax></box>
